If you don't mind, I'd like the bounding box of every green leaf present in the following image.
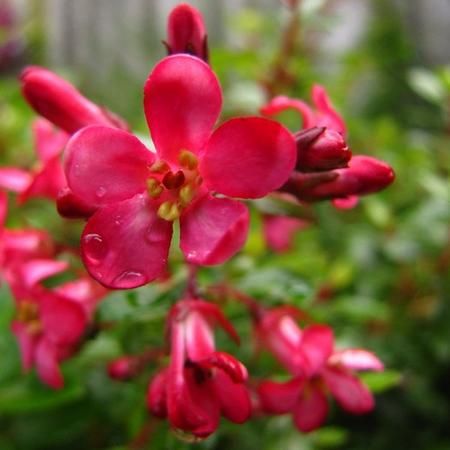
[359,370,402,393]
[408,68,446,104]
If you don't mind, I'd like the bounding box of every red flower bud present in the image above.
[282,156,395,201]
[295,127,351,172]
[20,66,128,134]
[107,356,139,381]
[166,4,208,62]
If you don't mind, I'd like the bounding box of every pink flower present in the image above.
[166,3,208,62]
[262,214,309,253]
[262,86,395,207]
[0,118,68,203]
[20,66,128,134]
[64,54,296,289]
[10,258,106,388]
[147,299,251,438]
[256,308,383,432]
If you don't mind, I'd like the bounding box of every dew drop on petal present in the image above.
[96,186,107,198]
[83,233,108,265]
[146,222,168,245]
[113,271,146,288]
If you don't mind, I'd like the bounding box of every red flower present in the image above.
[166,3,208,62]
[9,258,105,388]
[256,309,383,432]
[262,86,395,207]
[0,118,68,203]
[147,299,251,438]
[64,54,296,288]
[262,214,309,253]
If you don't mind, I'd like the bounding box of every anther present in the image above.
[179,183,196,206]
[149,160,170,174]
[147,177,164,198]
[157,201,181,221]
[179,150,198,170]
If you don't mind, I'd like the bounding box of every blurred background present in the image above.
[0,0,449,449]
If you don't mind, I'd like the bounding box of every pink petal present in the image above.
[329,349,384,372]
[39,293,87,346]
[332,195,359,209]
[32,118,68,162]
[180,194,249,265]
[144,54,221,163]
[261,96,316,130]
[18,157,66,203]
[56,187,98,219]
[311,85,346,135]
[298,324,334,377]
[35,338,64,389]
[293,384,329,432]
[2,229,53,262]
[11,321,38,371]
[323,366,375,414]
[81,194,172,289]
[0,167,32,193]
[0,190,7,227]
[204,352,248,383]
[185,310,215,361]
[201,117,296,198]
[257,378,303,414]
[213,369,251,423]
[147,368,168,418]
[263,215,308,253]
[18,259,69,289]
[65,126,153,207]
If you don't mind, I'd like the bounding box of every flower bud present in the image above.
[20,66,128,134]
[282,156,395,201]
[295,127,351,171]
[107,356,138,381]
[166,4,208,62]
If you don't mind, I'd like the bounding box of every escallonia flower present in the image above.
[0,118,68,203]
[10,258,107,388]
[255,307,383,432]
[147,299,251,439]
[64,54,296,289]
[262,85,395,208]
[165,3,208,62]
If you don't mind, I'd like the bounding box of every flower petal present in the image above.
[329,349,384,372]
[180,195,249,265]
[147,368,169,418]
[293,384,329,432]
[39,293,87,346]
[263,215,308,253]
[332,195,359,209]
[185,310,215,361]
[35,338,64,389]
[0,167,32,193]
[81,194,172,289]
[11,321,38,371]
[144,54,221,163]
[213,369,251,423]
[18,259,69,289]
[201,117,296,198]
[257,378,303,414]
[311,85,346,135]
[65,126,154,207]
[33,118,68,162]
[323,366,375,414]
[298,324,334,377]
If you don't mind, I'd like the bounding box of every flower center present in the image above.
[146,150,203,221]
[16,301,42,335]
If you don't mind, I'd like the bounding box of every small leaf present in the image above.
[359,370,402,393]
[408,68,446,104]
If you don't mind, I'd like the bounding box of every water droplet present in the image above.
[96,186,107,198]
[146,222,169,245]
[113,271,146,288]
[187,250,198,260]
[83,233,107,265]
[114,215,122,226]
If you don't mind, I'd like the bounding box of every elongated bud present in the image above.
[295,127,351,171]
[20,66,128,134]
[165,4,208,62]
[282,156,395,201]
[108,356,140,381]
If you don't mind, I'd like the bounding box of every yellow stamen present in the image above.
[179,183,196,206]
[147,177,163,198]
[149,160,170,174]
[179,150,198,170]
[157,201,181,221]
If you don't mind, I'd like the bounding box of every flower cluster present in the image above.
[0,1,395,443]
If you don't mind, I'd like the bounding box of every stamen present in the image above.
[147,177,163,198]
[158,201,181,221]
[179,183,195,206]
[149,160,170,174]
[179,150,198,170]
